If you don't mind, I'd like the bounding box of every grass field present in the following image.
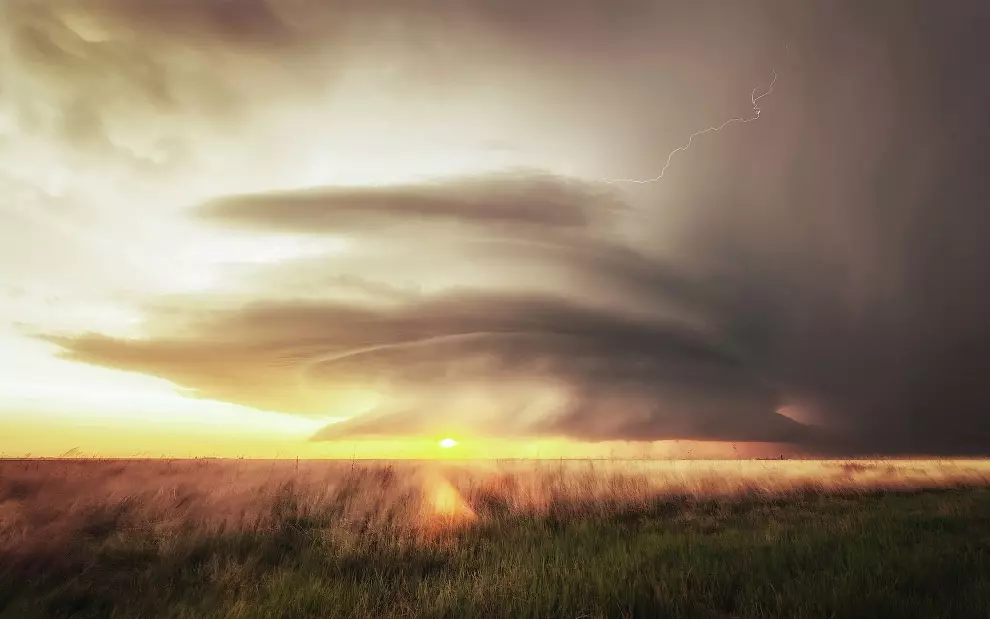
[2,458,989,618]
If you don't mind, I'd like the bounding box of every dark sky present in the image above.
[4,0,990,455]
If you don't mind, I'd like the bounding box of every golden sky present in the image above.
[0,1,775,458]
[3,1,986,458]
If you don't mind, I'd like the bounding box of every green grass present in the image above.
[3,486,989,619]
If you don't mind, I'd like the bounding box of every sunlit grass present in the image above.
[1,458,989,618]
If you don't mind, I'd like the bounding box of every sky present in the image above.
[1,0,989,458]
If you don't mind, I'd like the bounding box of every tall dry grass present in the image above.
[3,458,990,618]
[2,458,988,546]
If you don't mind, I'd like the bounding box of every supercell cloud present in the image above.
[4,1,990,455]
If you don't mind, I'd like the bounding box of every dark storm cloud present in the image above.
[43,291,812,444]
[25,0,990,455]
[654,0,990,455]
[199,172,622,234]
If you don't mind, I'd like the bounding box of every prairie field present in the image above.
[2,458,990,618]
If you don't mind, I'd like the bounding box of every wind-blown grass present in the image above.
[2,459,989,618]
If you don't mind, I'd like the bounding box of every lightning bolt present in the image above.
[603,70,777,185]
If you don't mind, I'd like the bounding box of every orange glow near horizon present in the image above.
[0,3,831,462]
[0,411,800,460]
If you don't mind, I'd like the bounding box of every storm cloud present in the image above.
[44,290,812,445]
[7,0,990,455]
[199,172,622,235]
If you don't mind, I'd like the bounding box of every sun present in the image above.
[438,438,457,449]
